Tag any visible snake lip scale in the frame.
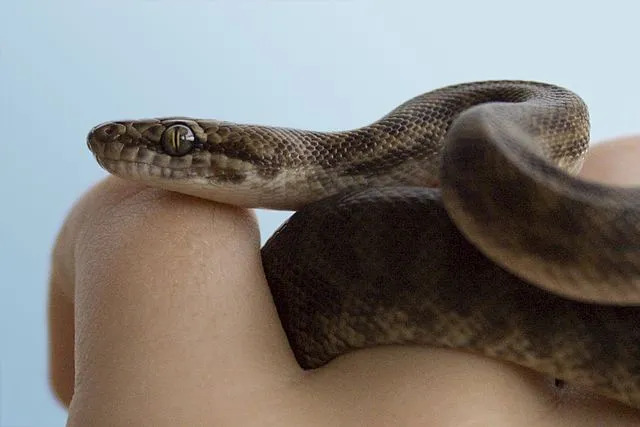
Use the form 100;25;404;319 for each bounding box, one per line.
87;80;640;409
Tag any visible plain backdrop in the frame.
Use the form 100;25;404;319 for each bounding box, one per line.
1;1;639;425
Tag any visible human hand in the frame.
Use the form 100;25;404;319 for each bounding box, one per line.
49;136;640;426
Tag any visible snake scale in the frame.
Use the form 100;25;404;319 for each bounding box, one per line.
87;81;640;408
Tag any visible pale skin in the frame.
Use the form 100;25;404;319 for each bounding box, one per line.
49;136;640;426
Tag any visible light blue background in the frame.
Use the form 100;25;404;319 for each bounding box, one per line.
1;1;638;425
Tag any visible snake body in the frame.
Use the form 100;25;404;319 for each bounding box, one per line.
87;81;640;408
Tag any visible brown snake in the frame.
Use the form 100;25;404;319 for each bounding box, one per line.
87;81;640;408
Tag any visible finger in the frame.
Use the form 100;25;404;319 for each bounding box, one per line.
579;135;640;185
48;270;74;407
48;175;164;407
48;176;117;407
63;177;299;426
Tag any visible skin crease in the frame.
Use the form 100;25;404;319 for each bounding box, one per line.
49;136;640;426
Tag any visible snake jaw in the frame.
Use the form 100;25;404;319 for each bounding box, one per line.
87;119;292;208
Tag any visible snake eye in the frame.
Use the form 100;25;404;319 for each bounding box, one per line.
162;124;195;156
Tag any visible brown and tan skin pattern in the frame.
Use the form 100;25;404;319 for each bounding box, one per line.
87;81;640;408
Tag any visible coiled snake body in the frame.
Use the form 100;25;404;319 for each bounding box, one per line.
87;81;640;408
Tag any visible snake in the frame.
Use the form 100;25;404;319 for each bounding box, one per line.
86;80;640;409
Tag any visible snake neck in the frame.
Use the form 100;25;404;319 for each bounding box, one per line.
86;80;586;210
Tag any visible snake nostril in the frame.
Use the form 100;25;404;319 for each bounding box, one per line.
94;122;126;141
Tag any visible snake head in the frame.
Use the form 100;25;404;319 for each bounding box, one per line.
86;118;300;208
87;118;227;181
88;118;200;156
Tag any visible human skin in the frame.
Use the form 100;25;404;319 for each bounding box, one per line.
49;136;640;426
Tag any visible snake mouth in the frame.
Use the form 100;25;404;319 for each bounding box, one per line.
86;120;206;179
87;136;213;180
86;122;283;206
87;126;253;185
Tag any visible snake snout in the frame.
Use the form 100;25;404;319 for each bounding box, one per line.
86;122;129;160
88;122;127;144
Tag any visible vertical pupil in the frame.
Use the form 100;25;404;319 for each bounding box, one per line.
162;124;194;156
173;127;188;150
174;128;182;149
